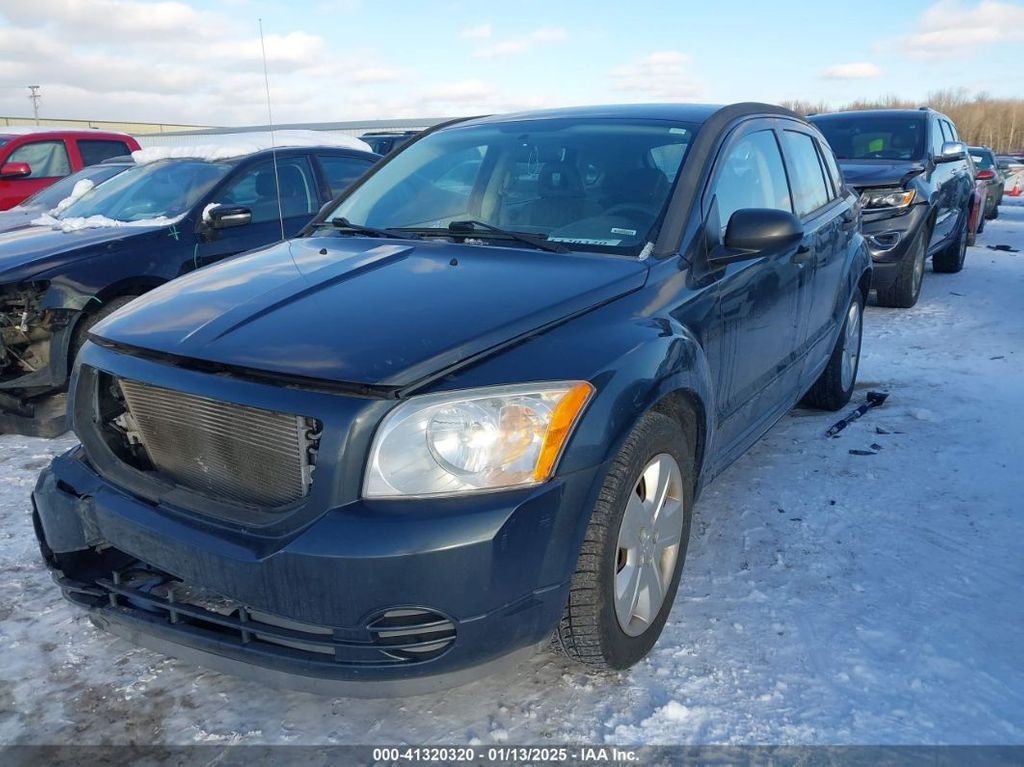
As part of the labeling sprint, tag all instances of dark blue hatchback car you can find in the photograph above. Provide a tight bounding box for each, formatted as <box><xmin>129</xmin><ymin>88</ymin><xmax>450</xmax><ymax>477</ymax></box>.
<box><xmin>33</xmin><ymin>103</ymin><xmax>870</xmax><ymax>695</ymax></box>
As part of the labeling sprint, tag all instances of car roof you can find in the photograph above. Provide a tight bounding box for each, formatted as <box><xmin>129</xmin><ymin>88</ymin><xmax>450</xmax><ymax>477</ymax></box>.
<box><xmin>452</xmin><ymin>102</ymin><xmax>795</xmax><ymax>128</ymax></box>
<box><xmin>809</xmin><ymin>109</ymin><xmax>931</xmax><ymax>122</ymax></box>
<box><xmin>132</xmin><ymin>145</ymin><xmax>380</xmax><ymax>167</ymax></box>
<box><xmin>0</xmin><ymin>127</ymin><xmax>135</xmax><ymax>140</ymax></box>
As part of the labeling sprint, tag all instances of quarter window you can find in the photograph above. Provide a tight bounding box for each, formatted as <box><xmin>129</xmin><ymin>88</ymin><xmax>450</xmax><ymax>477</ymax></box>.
<box><xmin>782</xmin><ymin>131</ymin><xmax>831</xmax><ymax>217</ymax></box>
<box><xmin>7</xmin><ymin>140</ymin><xmax>71</xmax><ymax>178</ymax></box>
<box><xmin>930</xmin><ymin>120</ymin><xmax>945</xmax><ymax>156</ymax></box>
<box><xmin>817</xmin><ymin>139</ymin><xmax>844</xmax><ymax>195</ymax></box>
<box><xmin>711</xmin><ymin>129</ymin><xmax>792</xmax><ymax>233</ymax></box>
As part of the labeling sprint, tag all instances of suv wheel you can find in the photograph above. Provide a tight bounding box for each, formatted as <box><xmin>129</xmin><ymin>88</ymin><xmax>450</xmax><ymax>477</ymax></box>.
<box><xmin>554</xmin><ymin>411</ymin><xmax>694</xmax><ymax>670</ymax></box>
<box><xmin>933</xmin><ymin>214</ymin><xmax>968</xmax><ymax>273</ymax></box>
<box><xmin>802</xmin><ymin>290</ymin><xmax>864</xmax><ymax>411</ymax></box>
<box><xmin>876</xmin><ymin>224</ymin><xmax>928</xmax><ymax>308</ymax></box>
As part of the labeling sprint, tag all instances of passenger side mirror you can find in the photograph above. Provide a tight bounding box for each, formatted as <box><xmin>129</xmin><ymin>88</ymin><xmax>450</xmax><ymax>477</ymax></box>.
<box><xmin>936</xmin><ymin>141</ymin><xmax>967</xmax><ymax>163</ymax></box>
<box><xmin>710</xmin><ymin>208</ymin><xmax>804</xmax><ymax>265</ymax></box>
<box><xmin>205</xmin><ymin>204</ymin><xmax>252</xmax><ymax>229</ymax></box>
<box><xmin>0</xmin><ymin>162</ymin><xmax>32</xmax><ymax>179</ymax></box>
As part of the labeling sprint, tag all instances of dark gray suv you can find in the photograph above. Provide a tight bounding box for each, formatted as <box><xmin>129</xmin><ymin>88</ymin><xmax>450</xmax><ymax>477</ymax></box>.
<box><xmin>810</xmin><ymin>108</ymin><xmax>973</xmax><ymax>308</ymax></box>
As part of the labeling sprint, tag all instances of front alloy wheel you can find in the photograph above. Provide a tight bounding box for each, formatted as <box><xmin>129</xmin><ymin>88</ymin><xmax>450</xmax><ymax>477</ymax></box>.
<box><xmin>554</xmin><ymin>410</ymin><xmax>694</xmax><ymax>670</ymax></box>
<box><xmin>614</xmin><ymin>454</ymin><xmax>685</xmax><ymax>636</ymax></box>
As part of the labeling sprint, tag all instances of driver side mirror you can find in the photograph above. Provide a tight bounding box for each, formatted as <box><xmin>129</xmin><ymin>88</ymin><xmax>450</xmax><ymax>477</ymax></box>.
<box><xmin>936</xmin><ymin>141</ymin><xmax>967</xmax><ymax>163</ymax></box>
<box><xmin>0</xmin><ymin>162</ymin><xmax>31</xmax><ymax>179</ymax></box>
<box><xmin>710</xmin><ymin>208</ymin><xmax>804</xmax><ymax>266</ymax></box>
<box><xmin>205</xmin><ymin>204</ymin><xmax>252</xmax><ymax>229</ymax></box>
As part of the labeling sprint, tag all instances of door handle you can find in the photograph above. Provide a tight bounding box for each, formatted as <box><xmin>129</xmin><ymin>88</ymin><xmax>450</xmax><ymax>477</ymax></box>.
<box><xmin>791</xmin><ymin>245</ymin><xmax>813</xmax><ymax>265</ymax></box>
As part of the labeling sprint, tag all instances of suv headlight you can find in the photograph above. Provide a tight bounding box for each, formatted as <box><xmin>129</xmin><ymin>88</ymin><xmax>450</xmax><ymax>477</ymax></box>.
<box><xmin>364</xmin><ymin>381</ymin><xmax>594</xmax><ymax>498</ymax></box>
<box><xmin>859</xmin><ymin>187</ymin><xmax>916</xmax><ymax>210</ymax></box>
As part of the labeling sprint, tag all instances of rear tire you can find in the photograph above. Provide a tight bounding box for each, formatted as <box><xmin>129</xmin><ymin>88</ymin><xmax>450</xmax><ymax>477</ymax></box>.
<box><xmin>875</xmin><ymin>224</ymin><xmax>928</xmax><ymax>308</ymax></box>
<box><xmin>933</xmin><ymin>213</ymin><xmax>968</xmax><ymax>273</ymax></box>
<box><xmin>802</xmin><ymin>289</ymin><xmax>864</xmax><ymax>411</ymax></box>
<box><xmin>554</xmin><ymin>411</ymin><xmax>694</xmax><ymax>670</ymax></box>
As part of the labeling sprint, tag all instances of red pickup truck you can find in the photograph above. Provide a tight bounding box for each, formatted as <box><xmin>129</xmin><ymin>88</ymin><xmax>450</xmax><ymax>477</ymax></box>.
<box><xmin>0</xmin><ymin>129</ymin><xmax>141</xmax><ymax>210</ymax></box>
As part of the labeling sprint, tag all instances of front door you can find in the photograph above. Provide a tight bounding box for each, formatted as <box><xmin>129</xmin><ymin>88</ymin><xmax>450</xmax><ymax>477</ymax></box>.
<box><xmin>192</xmin><ymin>156</ymin><xmax>321</xmax><ymax>271</ymax></box>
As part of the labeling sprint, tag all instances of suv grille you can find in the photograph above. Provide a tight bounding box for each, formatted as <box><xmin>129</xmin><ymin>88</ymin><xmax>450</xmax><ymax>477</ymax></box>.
<box><xmin>117</xmin><ymin>378</ymin><xmax>318</xmax><ymax>508</ymax></box>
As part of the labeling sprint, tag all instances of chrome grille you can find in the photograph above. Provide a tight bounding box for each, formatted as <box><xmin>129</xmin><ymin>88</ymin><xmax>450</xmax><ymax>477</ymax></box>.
<box><xmin>117</xmin><ymin>378</ymin><xmax>317</xmax><ymax>508</ymax></box>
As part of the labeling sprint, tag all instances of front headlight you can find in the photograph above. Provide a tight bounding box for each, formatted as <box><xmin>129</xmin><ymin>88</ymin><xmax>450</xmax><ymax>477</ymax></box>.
<box><xmin>364</xmin><ymin>381</ymin><xmax>595</xmax><ymax>498</ymax></box>
<box><xmin>859</xmin><ymin>187</ymin><xmax>916</xmax><ymax>210</ymax></box>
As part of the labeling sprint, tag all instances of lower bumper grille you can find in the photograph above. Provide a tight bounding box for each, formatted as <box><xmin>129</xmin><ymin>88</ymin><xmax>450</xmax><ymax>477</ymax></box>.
<box><xmin>60</xmin><ymin>562</ymin><xmax>457</xmax><ymax>668</ymax></box>
<box><xmin>116</xmin><ymin>378</ymin><xmax>319</xmax><ymax>508</ymax></box>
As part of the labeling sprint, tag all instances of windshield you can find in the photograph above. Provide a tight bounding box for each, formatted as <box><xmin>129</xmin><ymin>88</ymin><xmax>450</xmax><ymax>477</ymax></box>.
<box><xmin>812</xmin><ymin>116</ymin><xmax>925</xmax><ymax>161</ymax></box>
<box><xmin>969</xmin><ymin>148</ymin><xmax>994</xmax><ymax>169</ymax></box>
<box><xmin>18</xmin><ymin>164</ymin><xmax>130</xmax><ymax>209</ymax></box>
<box><xmin>60</xmin><ymin>160</ymin><xmax>232</xmax><ymax>222</ymax></box>
<box><xmin>325</xmin><ymin>118</ymin><xmax>697</xmax><ymax>255</ymax></box>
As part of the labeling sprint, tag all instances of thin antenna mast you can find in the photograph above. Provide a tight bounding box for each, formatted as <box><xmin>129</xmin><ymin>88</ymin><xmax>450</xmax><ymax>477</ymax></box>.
<box><xmin>258</xmin><ymin>19</ymin><xmax>286</xmax><ymax>242</ymax></box>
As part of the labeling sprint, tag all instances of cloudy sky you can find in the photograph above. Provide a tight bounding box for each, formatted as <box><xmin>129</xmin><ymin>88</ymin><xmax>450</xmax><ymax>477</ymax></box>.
<box><xmin>0</xmin><ymin>0</ymin><xmax>1021</xmax><ymax>126</ymax></box>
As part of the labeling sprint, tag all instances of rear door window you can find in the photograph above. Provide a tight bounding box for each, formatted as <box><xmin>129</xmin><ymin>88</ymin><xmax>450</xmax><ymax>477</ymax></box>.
<box><xmin>7</xmin><ymin>140</ymin><xmax>71</xmax><ymax>178</ymax></box>
<box><xmin>78</xmin><ymin>139</ymin><xmax>133</xmax><ymax>166</ymax></box>
<box><xmin>782</xmin><ymin>130</ymin><xmax>831</xmax><ymax>217</ymax></box>
<box><xmin>317</xmin><ymin>155</ymin><xmax>374</xmax><ymax>197</ymax></box>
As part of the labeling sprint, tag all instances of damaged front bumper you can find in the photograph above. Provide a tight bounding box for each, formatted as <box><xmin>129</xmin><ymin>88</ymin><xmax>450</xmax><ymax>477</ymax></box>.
<box><xmin>32</xmin><ymin>444</ymin><xmax>600</xmax><ymax>696</ymax></box>
<box><xmin>0</xmin><ymin>283</ymin><xmax>79</xmax><ymax>436</ymax></box>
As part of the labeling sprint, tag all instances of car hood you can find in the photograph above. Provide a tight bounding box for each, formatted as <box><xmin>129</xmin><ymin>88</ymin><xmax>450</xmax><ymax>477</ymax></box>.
<box><xmin>0</xmin><ymin>223</ymin><xmax>167</xmax><ymax>284</ymax></box>
<box><xmin>837</xmin><ymin>160</ymin><xmax>926</xmax><ymax>190</ymax></box>
<box><xmin>0</xmin><ymin>205</ymin><xmax>43</xmax><ymax>235</ymax></box>
<box><xmin>93</xmin><ymin>235</ymin><xmax>649</xmax><ymax>389</ymax></box>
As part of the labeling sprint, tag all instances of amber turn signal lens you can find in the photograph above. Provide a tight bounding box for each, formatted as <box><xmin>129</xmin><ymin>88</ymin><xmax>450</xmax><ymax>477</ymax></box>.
<box><xmin>533</xmin><ymin>382</ymin><xmax>595</xmax><ymax>481</ymax></box>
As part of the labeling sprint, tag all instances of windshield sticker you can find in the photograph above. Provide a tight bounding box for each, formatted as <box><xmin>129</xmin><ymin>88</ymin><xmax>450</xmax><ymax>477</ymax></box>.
<box><xmin>610</xmin><ymin>227</ymin><xmax>637</xmax><ymax>236</ymax></box>
<box><xmin>550</xmin><ymin>237</ymin><xmax>622</xmax><ymax>246</ymax></box>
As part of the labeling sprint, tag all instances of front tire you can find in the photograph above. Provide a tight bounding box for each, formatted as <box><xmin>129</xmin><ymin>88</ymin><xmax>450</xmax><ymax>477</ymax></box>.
<box><xmin>802</xmin><ymin>290</ymin><xmax>864</xmax><ymax>411</ymax></box>
<box><xmin>933</xmin><ymin>213</ymin><xmax>968</xmax><ymax>273</ymax></box>
<box><xmin>69</xmin><ymin>296</ymin><xmax>138</xmax><ymax>373</ymax></box>
<box><xmin>875</xmin><ymin>224</ymin><xmax>928</xmax><ymax>308</ymax></box>
<box><xmin>554</xmin><ymin>411</ymin><xmax>694</xmax><ymax>670</ymax></box>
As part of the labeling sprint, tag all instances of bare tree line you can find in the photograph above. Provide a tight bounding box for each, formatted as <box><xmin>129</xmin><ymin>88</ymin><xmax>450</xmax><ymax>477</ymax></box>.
<box><xmin>781</xmin><ymin>89</ymin><xmax>1024</xmax><ymax>153</ymax></box>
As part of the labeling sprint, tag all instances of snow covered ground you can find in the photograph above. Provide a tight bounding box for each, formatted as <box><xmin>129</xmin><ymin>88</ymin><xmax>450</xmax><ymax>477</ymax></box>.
<box><xmin>1</xmin><ymin>199</ymin><xmax>1022</xmax><ymax>747</ymax></box>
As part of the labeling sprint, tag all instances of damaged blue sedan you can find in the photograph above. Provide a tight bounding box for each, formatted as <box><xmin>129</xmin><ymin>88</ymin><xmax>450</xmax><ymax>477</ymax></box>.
<box><xmin>33</xmin><ymin>103</ymin><xmax>870</xmax><ymax>695</ymax></box>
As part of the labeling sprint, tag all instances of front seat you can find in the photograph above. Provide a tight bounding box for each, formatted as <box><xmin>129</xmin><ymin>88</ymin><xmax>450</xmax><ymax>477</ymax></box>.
<box><xmin>602</xmin><ymin>167</ymin><xmax>668</xmax><ymax>213</ymax></box>
<box><xmin>525</xmin><ymin>161</ymin><xmax>586</xmax><ymax>229</ymax></box>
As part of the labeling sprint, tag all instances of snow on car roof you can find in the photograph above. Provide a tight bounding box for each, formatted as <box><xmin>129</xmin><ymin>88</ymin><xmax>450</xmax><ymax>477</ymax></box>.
<box><xmin>131</xmin><ymin>130</ymin><xmax>372</xmax><ymax>164</ymax></box>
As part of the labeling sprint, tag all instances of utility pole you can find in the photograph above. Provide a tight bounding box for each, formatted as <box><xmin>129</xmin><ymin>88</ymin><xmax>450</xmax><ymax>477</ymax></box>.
<box><xmin>27</xmin><ymin>85</ymin><xmax>41</xmax><ymax>125</ymax></box>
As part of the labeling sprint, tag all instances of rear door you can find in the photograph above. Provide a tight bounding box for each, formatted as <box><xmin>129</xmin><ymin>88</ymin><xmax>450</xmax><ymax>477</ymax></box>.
<box><xmin>192</xmin><ymin>155</ymin><xmax>320</xmax><ymax>270</ymax></box>
<box><xmin>779</xmin><ymin>126</ymin><xmax>849</xmax><ymax>366</ymax></box>
<box><xmin>702</xmin><ymin>120</ymin><xmax>804</xmax><ymax>455</ymax></box>
<box><xmin>0</xmin><ymin>137</ymin><xmax>72</xmax><ymax>209</ymax></box>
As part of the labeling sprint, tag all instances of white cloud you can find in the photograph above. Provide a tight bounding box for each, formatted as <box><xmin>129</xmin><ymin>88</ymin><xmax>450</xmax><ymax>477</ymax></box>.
<box><xmin>471</xmin><ymin>26</ymin><xmax>569</xmax><ymax>58</ymax></box>
<box><xmin>900</xmin><ymin>0</ymin><xmax>1024</xmax><ymax>58</ymax></box>
<box><xmin>461</xmin><ymin>23</ymin><xmax>491</xmax><ymax>40</ymax></box>
<box><xmin>531</xmin><ymin>26</ymin><xmax>567</xmax><ymax>43</ymax></box>
<box><xmin>822</xmin><ymin>62</ymin><xmax>883</xmax><ymax>80</ymax></box>
<box><xmin>609</xmin><ymin>51</ymin><xmax>704</xmax><ymax>101</ymax></box>
<box><xmin>472</xmin><ymin>40</ymin><xmax>530</xmax><ymax>59</ymax></box>
<box><xmin>0</xmin><ymin>0</ymin><xmax>414</xmax><ymax>123</ymax></box>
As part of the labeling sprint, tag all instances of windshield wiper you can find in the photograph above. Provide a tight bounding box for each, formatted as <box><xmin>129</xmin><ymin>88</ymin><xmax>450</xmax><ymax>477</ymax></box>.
<box><xmin>444</xmin><ymin>220</ymin><xmax>569</xmax><ymax>253</ymax></box>
<box><xmin>323</xmin><ymin>217</ymin><xmax>420</xmax><ymax>240</ymax></box>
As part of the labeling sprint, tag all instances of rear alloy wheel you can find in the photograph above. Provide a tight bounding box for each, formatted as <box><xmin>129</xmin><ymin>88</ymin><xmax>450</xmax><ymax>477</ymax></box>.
<box><xmin>554</xmin><ymin>411</ymin><xmax>694</xmax><ymax>670</ymax></box>
<box><xmin>933</xmin><ymin>214</ymin><xmax>968</xmax><ymax>273</ymax></box>
<box><xmin>801</xmin><ymin>291</ymin><xmax>864</xmax><ymax>411</ymax></box>
<box><xmin>875</xmin><ymin>224</ymin><xmax>928</xmax><ymax>308</ymax></box>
